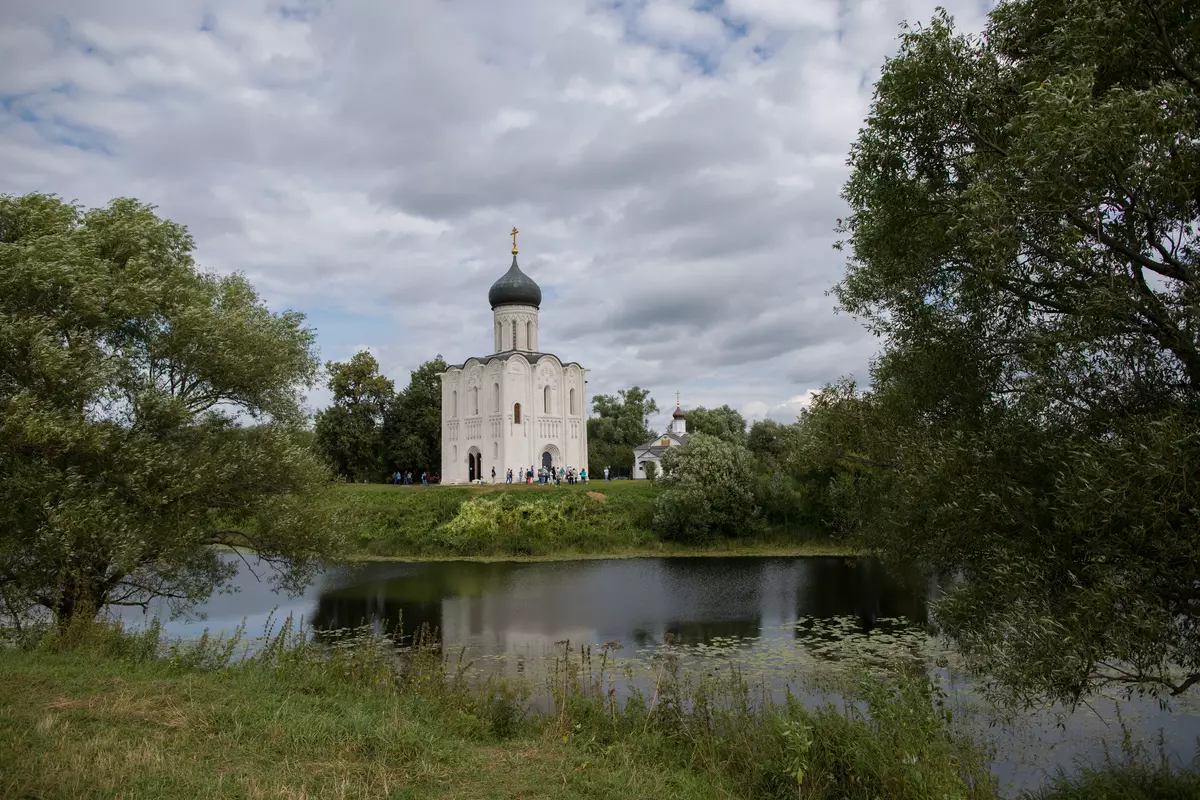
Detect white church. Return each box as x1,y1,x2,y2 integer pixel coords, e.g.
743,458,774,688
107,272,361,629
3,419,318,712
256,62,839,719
439,229,588,484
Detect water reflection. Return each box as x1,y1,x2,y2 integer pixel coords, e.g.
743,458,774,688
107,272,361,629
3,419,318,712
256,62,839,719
118,555,1200,796
306,557,929,657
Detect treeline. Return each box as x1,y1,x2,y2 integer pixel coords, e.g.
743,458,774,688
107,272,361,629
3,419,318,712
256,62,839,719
312,351,446,482
580,385,840,542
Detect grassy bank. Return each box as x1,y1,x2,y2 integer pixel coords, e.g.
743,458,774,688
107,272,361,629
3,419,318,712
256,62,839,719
5,621,1196,799
0,619,992,800
326,481,851,560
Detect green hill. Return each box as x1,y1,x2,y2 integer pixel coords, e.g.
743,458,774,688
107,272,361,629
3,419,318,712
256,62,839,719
323,481,840,560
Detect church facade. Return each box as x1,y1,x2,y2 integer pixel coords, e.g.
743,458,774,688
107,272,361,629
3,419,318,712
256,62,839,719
439,230,588,484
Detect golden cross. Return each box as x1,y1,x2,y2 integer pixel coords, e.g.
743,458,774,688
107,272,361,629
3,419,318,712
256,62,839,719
510,226,519,255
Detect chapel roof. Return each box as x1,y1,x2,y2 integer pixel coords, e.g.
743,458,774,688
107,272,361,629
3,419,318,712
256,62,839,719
488,255,542,309
634,431,689,454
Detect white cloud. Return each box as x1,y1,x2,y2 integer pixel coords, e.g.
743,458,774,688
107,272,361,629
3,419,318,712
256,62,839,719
0,0,995,422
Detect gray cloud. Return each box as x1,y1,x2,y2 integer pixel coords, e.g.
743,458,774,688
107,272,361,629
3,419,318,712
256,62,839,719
0,0,994,429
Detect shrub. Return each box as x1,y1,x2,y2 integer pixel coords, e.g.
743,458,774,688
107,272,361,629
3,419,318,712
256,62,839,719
654,433,760,542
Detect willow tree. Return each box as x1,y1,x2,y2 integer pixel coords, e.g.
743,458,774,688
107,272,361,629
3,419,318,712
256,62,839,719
831,0,1200,706
0,193,342,623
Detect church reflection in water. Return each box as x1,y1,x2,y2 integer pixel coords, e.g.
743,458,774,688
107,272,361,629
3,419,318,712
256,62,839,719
306,557,931,658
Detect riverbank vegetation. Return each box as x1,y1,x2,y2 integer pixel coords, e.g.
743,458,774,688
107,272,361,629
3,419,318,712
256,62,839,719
7,617,1198,799
326,481,844,560
0,616,997,800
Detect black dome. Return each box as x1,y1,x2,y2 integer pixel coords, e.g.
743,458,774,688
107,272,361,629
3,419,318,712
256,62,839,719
488,255,542,309
672,406,686,419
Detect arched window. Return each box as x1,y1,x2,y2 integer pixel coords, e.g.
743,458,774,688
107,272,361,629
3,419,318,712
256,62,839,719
569,388,576,415
473,387,479,416
513,402,522,424
451,390,457,418
493,442,498,458
493,382,500,412
495,322,501,350
543,385,551,413
526,320,533,350
453,445,458,461
512,320,518,350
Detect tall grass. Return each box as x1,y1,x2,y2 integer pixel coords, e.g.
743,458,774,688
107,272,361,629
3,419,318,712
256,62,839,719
3,615,996,800
1022,728,1200,800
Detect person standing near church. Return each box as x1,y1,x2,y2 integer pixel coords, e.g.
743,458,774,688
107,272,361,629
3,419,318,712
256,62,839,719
604,466,610,482
491,466,496,483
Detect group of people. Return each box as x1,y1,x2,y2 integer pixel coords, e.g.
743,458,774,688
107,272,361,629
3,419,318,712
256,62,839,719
391,471,431,487
499,465,587,485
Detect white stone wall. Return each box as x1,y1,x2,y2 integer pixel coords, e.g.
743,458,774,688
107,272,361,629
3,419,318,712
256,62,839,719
633,453,662,480
633,436,684,479
440,354,588,484
491,304,539,352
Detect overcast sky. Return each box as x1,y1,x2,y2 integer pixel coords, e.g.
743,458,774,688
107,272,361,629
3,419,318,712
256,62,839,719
1,0,993,432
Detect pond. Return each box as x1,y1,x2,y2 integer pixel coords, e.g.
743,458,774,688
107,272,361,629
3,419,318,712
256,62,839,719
124,555,1200,797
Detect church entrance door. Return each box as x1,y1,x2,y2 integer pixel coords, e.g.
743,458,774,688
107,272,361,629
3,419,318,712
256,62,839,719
541,451,553,472
468,450,480,482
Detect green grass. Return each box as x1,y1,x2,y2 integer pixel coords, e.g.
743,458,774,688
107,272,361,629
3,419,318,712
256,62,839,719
0,618,995,800
0,650,720,799
325,481,853,561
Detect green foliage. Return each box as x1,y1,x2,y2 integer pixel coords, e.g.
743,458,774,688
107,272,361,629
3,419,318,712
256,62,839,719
654,434,760,543
318,482,835,559
0,618,998,800
313,350,394,481
823,0,1200,705
1026,764,1200,800
642,460,657,482
331,483,660,557
382,355,447,477
587,386,658,477
747,419,799,469
0,193,341,624
684,404,748,444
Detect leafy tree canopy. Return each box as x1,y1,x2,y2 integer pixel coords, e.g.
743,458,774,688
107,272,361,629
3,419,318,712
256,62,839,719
683,405,748,444
383,355,447,477
825,0,1200,706
0,193,342,623
747,419,799,469
588,386,658,476
313,351,393,482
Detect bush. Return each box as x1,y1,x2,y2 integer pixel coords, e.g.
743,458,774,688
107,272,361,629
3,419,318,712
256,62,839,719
654,434,760,542
756,471,805,528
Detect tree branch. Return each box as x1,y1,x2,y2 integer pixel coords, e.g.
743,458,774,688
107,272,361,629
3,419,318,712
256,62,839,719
1170,672,1200,697
1141,0,1200,93
1065,211,1194,285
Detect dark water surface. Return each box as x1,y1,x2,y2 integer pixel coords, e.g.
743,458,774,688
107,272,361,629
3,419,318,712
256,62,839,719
128,556,1200,797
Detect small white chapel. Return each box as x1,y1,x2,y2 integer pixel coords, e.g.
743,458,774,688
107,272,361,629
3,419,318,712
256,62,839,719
439,229,588,484
632,398,689,479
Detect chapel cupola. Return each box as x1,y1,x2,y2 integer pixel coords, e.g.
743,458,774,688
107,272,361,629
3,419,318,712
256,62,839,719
489,227,542,352
670,392,687,435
